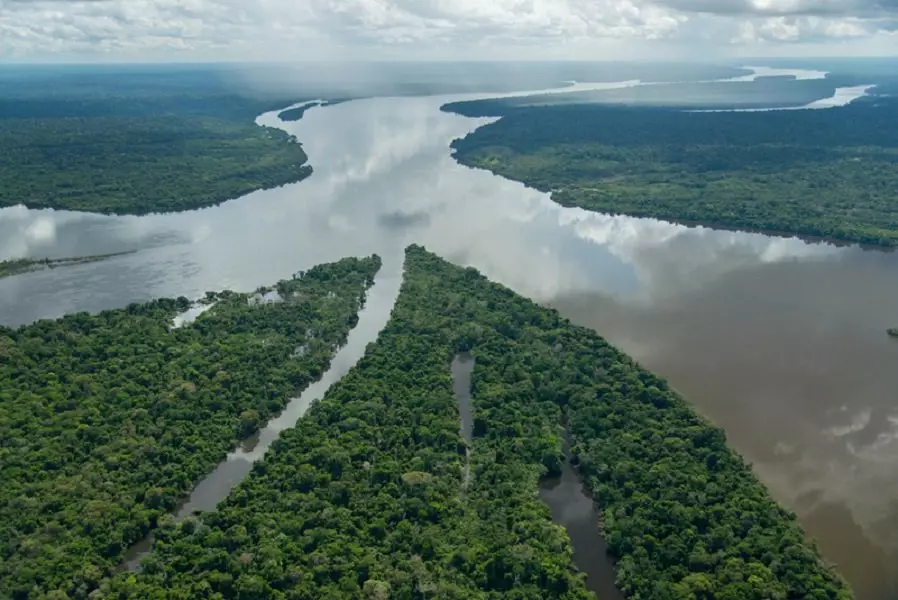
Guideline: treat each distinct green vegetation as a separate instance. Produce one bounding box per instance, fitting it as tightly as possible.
[0,67,311,215]
[447,98,898,247]
[0,255,380,599]
[101,246,593,600]
[0,252,135,281]
[278,100,348,122]
[0,117,310,215]
[0,258,37,279]
[91,246,849,599]
[279,103,324,122]
[888,328,898,338]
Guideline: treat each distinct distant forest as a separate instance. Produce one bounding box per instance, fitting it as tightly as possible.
[92,246,851,600]
[446,84,898,247]
[0,68,313,215]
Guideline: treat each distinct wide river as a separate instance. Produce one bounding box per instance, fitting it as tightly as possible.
[1,76,897,598]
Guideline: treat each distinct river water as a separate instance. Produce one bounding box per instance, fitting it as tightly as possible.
[540,435,624,600]
[451,354,475,495]
[1,75,897,598]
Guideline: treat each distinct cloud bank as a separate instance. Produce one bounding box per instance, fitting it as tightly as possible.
[0,0,895,60]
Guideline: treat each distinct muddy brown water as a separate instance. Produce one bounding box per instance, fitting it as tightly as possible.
[2,78,898,597]
[550,255,898,599]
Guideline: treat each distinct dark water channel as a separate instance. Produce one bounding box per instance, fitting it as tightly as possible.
[451,351,620,597]
[2,74,898,598]
[540,435,624,600]
[451,353,475,494]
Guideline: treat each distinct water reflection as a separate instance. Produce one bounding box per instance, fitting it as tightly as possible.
[451,354,475,495]
[1,81,897,598]
[540,438,623,600]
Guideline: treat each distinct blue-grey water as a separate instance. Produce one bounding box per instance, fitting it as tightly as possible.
[1,70,896,599]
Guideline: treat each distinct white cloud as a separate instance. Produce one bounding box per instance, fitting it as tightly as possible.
[732,13,887,43]
[0,0,894,59]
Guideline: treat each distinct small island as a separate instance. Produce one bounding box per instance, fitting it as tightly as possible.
[278,99,349,122]
[888,328,898,338]
[278,101,324,122]
[0,251,135,280]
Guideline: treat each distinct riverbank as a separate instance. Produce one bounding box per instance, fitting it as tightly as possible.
[446,89,898,248]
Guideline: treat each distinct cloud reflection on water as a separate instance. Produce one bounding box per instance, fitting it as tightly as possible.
[1,74,897,598]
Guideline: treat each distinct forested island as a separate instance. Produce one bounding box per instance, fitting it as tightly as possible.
[0,256,380,598]
[0,252,135,280]
[446,95,898,247]
[0,68,313,215]
[67,246,852,599]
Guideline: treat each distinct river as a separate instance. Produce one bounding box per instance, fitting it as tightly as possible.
[1,74,896,598]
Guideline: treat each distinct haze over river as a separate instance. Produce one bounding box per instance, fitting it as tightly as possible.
[1,75,897,598]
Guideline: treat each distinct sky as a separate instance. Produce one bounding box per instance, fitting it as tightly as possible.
[0,0,896,62]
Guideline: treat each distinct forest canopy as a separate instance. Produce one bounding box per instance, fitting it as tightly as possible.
[89,246,851,600]
[0,255,380,599]
[0,67,312,215]
[446,95,898,247]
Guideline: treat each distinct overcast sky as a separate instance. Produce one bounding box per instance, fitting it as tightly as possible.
[0,0,896,61]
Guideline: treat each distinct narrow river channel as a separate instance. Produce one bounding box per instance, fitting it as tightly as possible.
[540,434,624,600]
[451,353,475,495]
[2,73,897,598]
[451,351,623,597]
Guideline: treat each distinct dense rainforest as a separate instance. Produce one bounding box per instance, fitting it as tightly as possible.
[446,93,898,247]
[0,255,380,599]
[0,67,313,215]
[85,246,851,600]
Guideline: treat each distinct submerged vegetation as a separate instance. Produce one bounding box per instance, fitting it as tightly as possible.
[84,246,851,599]
[0,68,312,215]
[0,256,380,599]
[447,97,898,247]
[0,252,135,280]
